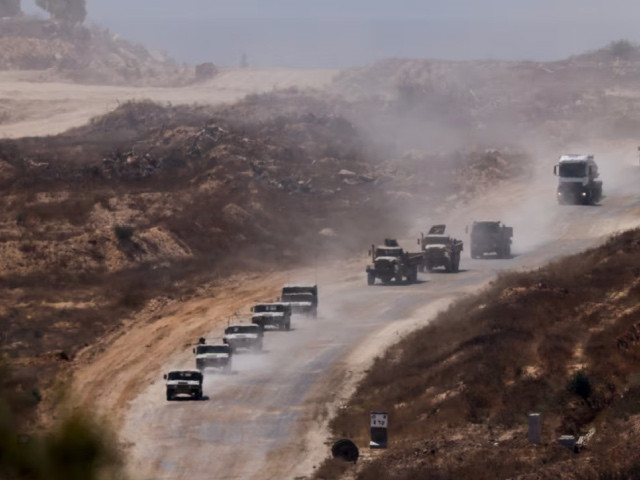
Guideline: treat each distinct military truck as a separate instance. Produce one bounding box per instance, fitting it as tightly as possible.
[251,302,292,330]
[281,285,318,317]
[223,324,263,352]
[366,239,422,285]
[553,154,603,205]
[469,221,513,259]
[417,224,463,272]
[164,369,203,401]
[193,343,232,373]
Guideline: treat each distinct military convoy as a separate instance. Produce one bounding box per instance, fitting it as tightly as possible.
[164,283,323,400]
[164,370,204,401]
[418,225,463,273]
[469,221,513,259]
[366,239,423,285]
[554,154,602,205]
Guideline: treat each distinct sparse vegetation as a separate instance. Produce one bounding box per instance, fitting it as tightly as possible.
[113,225,134,242]
[319,228,640,478]
[609,39,635,59]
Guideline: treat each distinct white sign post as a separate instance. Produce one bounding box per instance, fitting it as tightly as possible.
[370,412,388,448]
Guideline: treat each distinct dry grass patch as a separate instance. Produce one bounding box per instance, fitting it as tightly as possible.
[319,228,640,478]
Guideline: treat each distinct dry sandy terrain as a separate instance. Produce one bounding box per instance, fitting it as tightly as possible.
[0,68,338,138]
[3,69,640,479]
[112,155,640,479]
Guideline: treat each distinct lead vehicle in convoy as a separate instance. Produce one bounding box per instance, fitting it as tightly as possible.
[223,324,263,352]
[193,344,232,373]
[281,285,318,317]
[251,302,292,330]
[554,154,603,205]
[469,221,513,259]
[164,369,203,401]
[366,239,422,285]
[418,224,463,273]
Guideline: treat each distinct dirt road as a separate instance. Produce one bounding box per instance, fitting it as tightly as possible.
[0,68,337,138]
[120,153,640,479]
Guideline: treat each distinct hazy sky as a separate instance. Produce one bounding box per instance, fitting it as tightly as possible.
[23,1,640,67]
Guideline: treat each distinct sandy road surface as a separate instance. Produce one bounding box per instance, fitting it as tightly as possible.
[121,155,640,479]
[0,68,337,138]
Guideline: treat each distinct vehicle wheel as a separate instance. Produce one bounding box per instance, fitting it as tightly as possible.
[285,321,291,331]
[367,273,375,285]
[166,391,173,401]
[194,390,202,401]
[452,255,460,272]
[505,245,511,258]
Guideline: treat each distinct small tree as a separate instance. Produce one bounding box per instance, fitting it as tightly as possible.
[609,39,635,59]
[35,0,86,25]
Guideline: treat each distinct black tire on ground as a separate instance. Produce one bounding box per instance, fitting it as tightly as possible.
[194,390,202,401]
[367,273,375,285]
[452,255,460,272]
[166,391,173,401]
[331,439,359,463]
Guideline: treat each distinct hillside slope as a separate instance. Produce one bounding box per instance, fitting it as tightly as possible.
[321,228,640,479]
[0,93,527,405]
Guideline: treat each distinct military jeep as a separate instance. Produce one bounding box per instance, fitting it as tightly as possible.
[164,369,203,401]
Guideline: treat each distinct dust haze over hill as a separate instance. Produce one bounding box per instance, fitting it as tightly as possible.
[41,0,640,67]
[3,2,640,478]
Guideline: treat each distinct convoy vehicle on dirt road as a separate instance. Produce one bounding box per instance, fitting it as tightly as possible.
[281,284,318,317]
[417,224,463,272]
[553,154,603,205]
[251,302,292,330]
[193,343,232,373]
[469,221,513,259]
[366,239,423,285]
[223,324,264,352]
[164,370,204,401]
